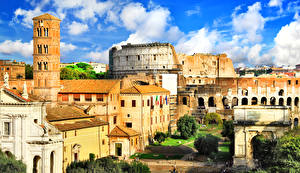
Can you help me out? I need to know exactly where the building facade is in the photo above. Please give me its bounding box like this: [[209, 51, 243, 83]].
[[0, 60, 25, 81]]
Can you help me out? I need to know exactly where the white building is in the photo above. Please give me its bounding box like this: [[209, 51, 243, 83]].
[[0, 86, 63, 173]]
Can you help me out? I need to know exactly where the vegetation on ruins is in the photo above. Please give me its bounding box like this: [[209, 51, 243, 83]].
[[204, 113, 223, 126], [251, 129, 300, 172], [194, 134, 219, 155], [177, 114, 198, 139], [221, 120, 234, 155], [154, 131, 167, 144], [25, 64, 33, 79], [66, 156, 150, 173], [60, 63, 108, 80], [0, 150, 26, 173]]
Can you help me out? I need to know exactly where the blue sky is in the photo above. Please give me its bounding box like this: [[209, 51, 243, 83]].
[[0, 0, 299, 67]]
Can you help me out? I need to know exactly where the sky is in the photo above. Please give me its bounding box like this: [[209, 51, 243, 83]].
[[0, 0, 299, 67]]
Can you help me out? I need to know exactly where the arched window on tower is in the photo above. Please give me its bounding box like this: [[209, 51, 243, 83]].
[[44, 45, 48, 54], [44, 28, 48, 37], [43, 62, 48, 70], [38, 45, 42, 54], [37, 28, 41, 37], [38, 62, 42, 70]]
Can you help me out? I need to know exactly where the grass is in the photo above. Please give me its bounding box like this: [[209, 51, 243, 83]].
[[130, 153, 184, 160]]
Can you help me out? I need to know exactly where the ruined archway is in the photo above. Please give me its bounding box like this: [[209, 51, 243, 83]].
[[261, 97, 267, 105], [251, 97, 258, 105], [287, 97, 292, 106], [182, 97, 187, 105], [232, 97, 238, 107], [33, 155, 41, 173], [208, 97, 215, 107], [278, 89, 284, 96], [198, 97, 205, 108], [242, 98, 248, 105], [270, 97, 276, 105], [279, 98, 284, 106]]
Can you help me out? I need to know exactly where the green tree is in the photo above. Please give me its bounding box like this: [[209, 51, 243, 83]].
[[194, 134, 219, 155], [60, 67, 77, 79], [154, 132, 167, 144], [25, 64, 33, 79], [0, 150, 26, 173], [204, 113, 223, 126], [177, 114, 198, 139], [221, 120, 234, 140]]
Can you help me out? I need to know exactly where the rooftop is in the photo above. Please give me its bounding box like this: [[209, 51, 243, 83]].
[[52, 118, 108, 131], [46, 105, 94, 121], [121, 85, 170, 94], [32, 13, 61, 21], [109, 125, 139, 137]]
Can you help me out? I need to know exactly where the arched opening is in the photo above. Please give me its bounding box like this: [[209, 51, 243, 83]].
[[261, 97, 267, 105], [50, 151, 54, 173], [242, 89, 248, 96], [270, 97, 276, 105], [5, 151, 13, 158], [295, 97, 299, 107], [278, 89, 284, 96], [33, 155, 41, 173], [222, 97, 229, 109], [182, 97, 187, 105], [242, 98, 248, 105], [279, 98, 284, 106], [198, 97, 205, 108], [208, 97, 215, 107], [294, 118, 299, 128], [251, 97, 258, 105], [287, 97, 292, 106], [232, 97, 238, 107]]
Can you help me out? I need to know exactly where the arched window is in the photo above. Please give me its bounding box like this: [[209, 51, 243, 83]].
[[251, 97, 258, 105], [44, 45, 48, 54], [38, 62, 42, 70], [208, 97, 215, 107], [222, 97, 229, 109], [295, 97, 299, 107], [33, 156, 41, 173], [38, 45, 42, 53], [198, 97, 204, 107], [287, 97, 292, 106], [278, 89, 284, 96], [43, 62, 48, 70], [270, 97, 276, 105], [294, 118, 299, 128], [182, 97, 187, 105], [261, 97, 267, 105], [232, 97, 238, 107], [44, 28, 48, 37], [242, 98, 248, 105], [279, 98, 284, 106], [50, 151, 55, 173]]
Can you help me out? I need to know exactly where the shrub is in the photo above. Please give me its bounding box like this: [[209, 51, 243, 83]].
[[0, 150, 26, 173], [204, 113, 223, 126], [194, 134, 219, 155], [177, 114, 198, 139], [154, 132, 167, 144], [89, 153, 95, 162]]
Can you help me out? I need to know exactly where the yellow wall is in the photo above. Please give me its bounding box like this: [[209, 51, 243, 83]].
[[62, 125, 109, 172]]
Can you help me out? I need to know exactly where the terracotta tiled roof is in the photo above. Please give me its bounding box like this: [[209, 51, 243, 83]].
[[32, 13, 61, 21], [108, 126, 139, 137], [46, 105, 94, 121], [52, 118, 108, 131], [3, 88, 30, 102], [60, 80, 120, 93], [121, 85, 169, 94]]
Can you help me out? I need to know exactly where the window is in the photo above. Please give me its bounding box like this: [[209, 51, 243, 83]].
[[154, 55, 156, 61], [296, 80, 299, 85], [136, 138, 138, 145], [96, 94, 103, 102], [6, 67, 9, 70], [62, 94, 69, 101], [74, 130, 77, 136], [127, 114, 130, 118], [131, 139, 133, 145], [37, 28, 41, 37], [85, 94, 92, 101], [4, 122, 11, 135], [64, 132, 67, 138], [137, 55, 140, 61], [43, 62, 48, 70], [102, 127, 104, 132], [38, 45, 42, 53], [126, 122, 132, 128], [34, 119, 38, 124], [126, 56, 128, 61], [38, 62, 42, 70], [182, 61, 184, 65], [44, 28, 48, 37], [142, 100, 144, 107], [288, 80, 291, 85], [132, 100, 136, 107], [44, 45, 48, 54], [73, 94, 80, 101], [113, 116, 117, 124], [102, 139, 105, 145], [147, 99, 150, 106]]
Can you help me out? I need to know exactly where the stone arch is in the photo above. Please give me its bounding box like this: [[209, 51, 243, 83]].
[[279, 98, 284, 106], [50, 151, 55, 173], [242, 97, 248, 105], [33, 155, 41, 173], [287, 97, 292, 106], [4, 150, 13, 158], [270, 97, 276, 105], [232, 97, 238, 107], [182, 97, 187, 105], [295, 97, 299, 107], [251, 97, 258, 105], [198, 97, 205, 107], [208, 97, 215, 107], [278, 89, 284, 96], [222, 97, 229, 108], [294, 118, 299, 128], [261, 97, 267, 105]]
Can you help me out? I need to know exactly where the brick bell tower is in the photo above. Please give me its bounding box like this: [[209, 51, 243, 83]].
[[32, 13, 61, 101]]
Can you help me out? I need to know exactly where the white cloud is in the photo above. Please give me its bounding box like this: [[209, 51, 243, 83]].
[[232, 2, 265, 43], [271, 19, 300, 65], [268, 0, 283, 8], [61, 42, 76, 52], [185, 6, 201, 16], [68, 21, 89, 35], [0, 40, 33, 57], [86, 51, 108, 63], [12, 7, 43, 28], [166, 26, 184, 42]]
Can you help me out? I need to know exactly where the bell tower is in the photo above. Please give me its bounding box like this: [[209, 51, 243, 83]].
[[32, 13, 61, 101]]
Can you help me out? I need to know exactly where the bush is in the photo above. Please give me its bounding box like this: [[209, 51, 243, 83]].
[[194, 134, 219, 155], [194, 135, 218, 155], [89, 153, 95, 162], [154, 132, 167, 144], [0, 150, 26, 173], [177, 114, 198, 139], [204, 113, 223, 126]]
